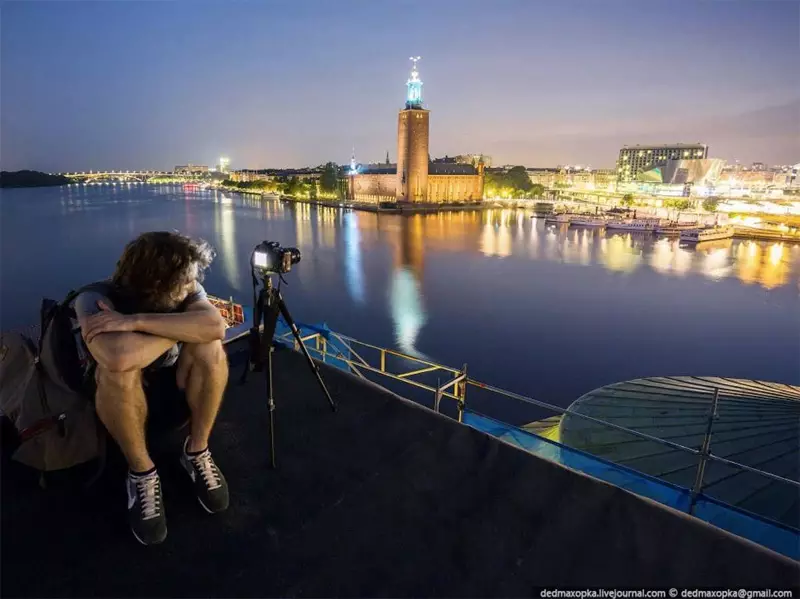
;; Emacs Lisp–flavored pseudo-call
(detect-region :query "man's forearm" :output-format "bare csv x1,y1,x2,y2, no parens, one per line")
133,310,225,344
89,332,176,372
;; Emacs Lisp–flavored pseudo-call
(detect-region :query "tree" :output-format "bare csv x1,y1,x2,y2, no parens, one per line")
484,166,534,198
531,183,545,198
664,198,691,211
702,197,720,213
620,193,635,207
319,162,339,193
506,166,533,194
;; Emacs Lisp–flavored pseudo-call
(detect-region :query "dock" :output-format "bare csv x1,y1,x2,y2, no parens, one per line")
3,339,797,596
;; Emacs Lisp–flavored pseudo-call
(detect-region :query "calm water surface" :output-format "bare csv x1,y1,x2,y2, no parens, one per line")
1,184,798,410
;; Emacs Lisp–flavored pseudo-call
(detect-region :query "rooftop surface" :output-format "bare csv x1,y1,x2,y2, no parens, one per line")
2,342,798,597
562,376,800,530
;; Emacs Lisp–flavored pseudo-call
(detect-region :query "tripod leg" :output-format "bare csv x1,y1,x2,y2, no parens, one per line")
276,294,337,412
267,345,276,469
240,287,268,384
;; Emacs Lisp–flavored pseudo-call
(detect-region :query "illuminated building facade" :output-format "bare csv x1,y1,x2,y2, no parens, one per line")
349,58,485,204
617,144,708,183
174,164,210,174
637,159,724,186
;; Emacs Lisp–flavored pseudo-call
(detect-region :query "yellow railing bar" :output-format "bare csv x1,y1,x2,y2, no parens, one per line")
329,333,370,368
396,365,442,379
438,373,466,393
333,359,460,399
333,333,462,375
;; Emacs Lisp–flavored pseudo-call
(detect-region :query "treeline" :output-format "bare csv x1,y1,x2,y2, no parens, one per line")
484,166,545,199
0,170,71,188
222,162,341,199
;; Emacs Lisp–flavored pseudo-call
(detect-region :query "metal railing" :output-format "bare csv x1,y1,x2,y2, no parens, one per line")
270,325,800,525
273,328,469,417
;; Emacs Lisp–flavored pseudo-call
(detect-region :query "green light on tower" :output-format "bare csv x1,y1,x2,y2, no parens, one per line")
406,56,423,108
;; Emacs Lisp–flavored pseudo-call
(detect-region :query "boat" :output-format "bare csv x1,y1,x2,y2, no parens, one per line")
606,218,668,232
532,202,554,217
655,221,702,237
544,213,572,225
680,225,735,244
570,216,606,228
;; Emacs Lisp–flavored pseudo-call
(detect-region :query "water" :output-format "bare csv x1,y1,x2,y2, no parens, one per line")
1,184,798,410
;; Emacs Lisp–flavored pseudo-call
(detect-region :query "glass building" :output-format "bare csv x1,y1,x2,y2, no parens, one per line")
617,143,708,183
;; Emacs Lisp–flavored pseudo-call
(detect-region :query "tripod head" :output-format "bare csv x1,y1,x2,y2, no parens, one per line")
251,240,301,277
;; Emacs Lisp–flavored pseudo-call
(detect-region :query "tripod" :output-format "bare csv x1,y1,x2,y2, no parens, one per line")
240,275,337,468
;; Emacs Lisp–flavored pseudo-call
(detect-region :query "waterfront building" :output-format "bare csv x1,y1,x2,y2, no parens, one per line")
231,167,322,183
230,169,272,183
174,164,210,174
593,169,617,191
526,168,560,188
617,143,708,183
348,58,485,204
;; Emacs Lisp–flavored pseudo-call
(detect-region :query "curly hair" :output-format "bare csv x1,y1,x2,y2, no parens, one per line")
112,231,215,312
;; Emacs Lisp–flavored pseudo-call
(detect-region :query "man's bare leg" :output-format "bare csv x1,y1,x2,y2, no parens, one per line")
177,339,230,514
94,367,153,472
177,339,228,452
95,366,167,545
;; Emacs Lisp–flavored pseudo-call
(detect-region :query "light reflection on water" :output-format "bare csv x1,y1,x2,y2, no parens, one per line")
2,184,798,404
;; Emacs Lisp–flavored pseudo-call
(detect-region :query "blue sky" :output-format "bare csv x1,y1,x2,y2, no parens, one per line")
1,0,797,171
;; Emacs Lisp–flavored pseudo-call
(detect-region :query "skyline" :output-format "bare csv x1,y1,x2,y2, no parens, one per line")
1,1,798,172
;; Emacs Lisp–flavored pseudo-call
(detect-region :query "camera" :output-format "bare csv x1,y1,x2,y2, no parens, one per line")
252,241,301,275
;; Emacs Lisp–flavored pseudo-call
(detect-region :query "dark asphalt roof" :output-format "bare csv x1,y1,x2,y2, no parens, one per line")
428,163,477,175
359,166,397,175
2,342,797,597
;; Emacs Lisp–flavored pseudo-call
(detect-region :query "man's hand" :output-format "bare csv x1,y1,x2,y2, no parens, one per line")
83,300,136,343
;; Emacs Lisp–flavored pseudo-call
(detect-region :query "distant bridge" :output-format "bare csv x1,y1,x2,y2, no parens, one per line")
61,171,176,182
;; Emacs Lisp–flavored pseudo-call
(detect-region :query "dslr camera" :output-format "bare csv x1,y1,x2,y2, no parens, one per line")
252,240,301,275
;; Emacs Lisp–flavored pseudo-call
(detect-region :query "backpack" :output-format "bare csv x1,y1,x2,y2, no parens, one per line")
0,285,108,484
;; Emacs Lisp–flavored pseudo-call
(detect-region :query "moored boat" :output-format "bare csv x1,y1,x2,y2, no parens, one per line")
655,221,702,237
544,213,572,225
570,216,606,228
606,218,665,232
680,225,735,244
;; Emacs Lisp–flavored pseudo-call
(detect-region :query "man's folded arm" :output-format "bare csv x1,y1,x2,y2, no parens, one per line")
132,299,226,344
75,291,176,372
83,330,177,373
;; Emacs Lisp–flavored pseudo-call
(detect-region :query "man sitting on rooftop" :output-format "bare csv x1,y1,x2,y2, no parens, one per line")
75,231,229,545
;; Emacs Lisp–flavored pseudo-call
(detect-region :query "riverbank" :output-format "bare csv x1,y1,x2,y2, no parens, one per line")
0,170,70,188
216,186,800,242
219,185,489,214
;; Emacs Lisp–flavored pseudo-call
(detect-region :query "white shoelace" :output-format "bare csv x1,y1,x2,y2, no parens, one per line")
133,472,162,520
191,450,222,491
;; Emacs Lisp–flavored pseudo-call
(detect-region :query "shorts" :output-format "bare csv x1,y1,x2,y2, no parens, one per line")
145,343,183,372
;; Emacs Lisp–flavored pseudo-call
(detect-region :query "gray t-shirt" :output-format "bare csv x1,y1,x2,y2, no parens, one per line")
74,280,208,369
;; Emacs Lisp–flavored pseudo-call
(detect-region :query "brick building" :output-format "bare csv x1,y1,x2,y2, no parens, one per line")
348,59,484,204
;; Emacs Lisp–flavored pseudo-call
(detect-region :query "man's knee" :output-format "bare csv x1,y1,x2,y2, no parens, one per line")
95,366,143,393
184,340,227,371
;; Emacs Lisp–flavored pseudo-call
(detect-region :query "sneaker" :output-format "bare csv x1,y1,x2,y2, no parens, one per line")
180,439,229,514
126,469,167,545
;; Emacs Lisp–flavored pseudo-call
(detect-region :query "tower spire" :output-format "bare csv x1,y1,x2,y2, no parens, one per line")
405,56,423,109
349,146,358,175
386,150,390,165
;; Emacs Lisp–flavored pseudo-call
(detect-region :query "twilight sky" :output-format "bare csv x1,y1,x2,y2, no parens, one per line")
1,0,798,171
